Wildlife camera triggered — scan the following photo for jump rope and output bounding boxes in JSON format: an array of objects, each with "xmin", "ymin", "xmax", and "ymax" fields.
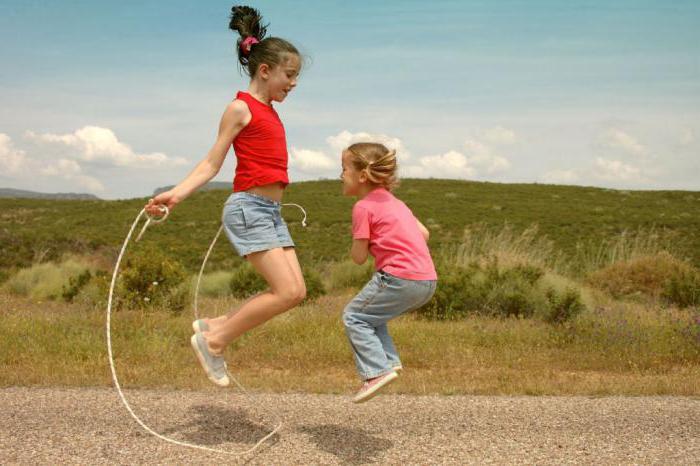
[{"xmin": 106, "ymin": 202, "xmax": 307, "ymax": 456}]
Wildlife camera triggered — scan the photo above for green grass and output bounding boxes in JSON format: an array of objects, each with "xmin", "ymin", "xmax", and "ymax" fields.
[{"xmin": 2, "ymin": 180, "xmax": 699, "ymax": 277}]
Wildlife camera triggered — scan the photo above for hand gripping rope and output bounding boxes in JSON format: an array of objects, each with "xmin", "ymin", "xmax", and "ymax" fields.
[{"xmin": 106, "ymin": 202, "xmax": 307, "ymax": 456}]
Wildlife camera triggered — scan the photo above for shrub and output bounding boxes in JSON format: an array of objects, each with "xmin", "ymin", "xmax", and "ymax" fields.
[
  {"xmin": 418, "ymin": 261, "xmax": 542, "ymax": 320},
  {"xmin": 663, "ymin": 268, "xmax": 700, "ymax": 308},
  {"xmin": 586, "ymin": 252, "xmax": 698, "ymax": 301},
  {"xmin": 325, "ymin": 259, "xmax": 374, "ymax": 292},
  {"xmin": 302, "ymin": 267, "xmax": 326, "ymax": 301},
  {"xmin": 0, "ymin": 268, "xmax": 11, "ymax": 285},
  {"xmin": 229, "ymin": 262, "xmax": 326, "ymax": 302},
  {"xmin": 4, "ymin": 258, "xmax": 91, "ymax": 300},
  {"xmin": 196, "ymin": 270, "xmax": 235, "ymax": 298},
  {"xmin": 117, "ymin": 246, "xmax": 188, "ymax": 312},
  {"xmin": 229, "ymin": 262, "xmax": 267, "ymax": 298},
  {"xmin": 418, "ymin": 258, "xmax": 586, "ymax": 322},
  {"xmin": 416, "ymin": 264, "xmax": 485, "ymax": 320},
  {"xmin": 62, "ymin": 270, "xmax": 92, "ymax": 302},
  {"xmin": 542, "ymin": 287, "xmax": 586, "ymax": 324}
]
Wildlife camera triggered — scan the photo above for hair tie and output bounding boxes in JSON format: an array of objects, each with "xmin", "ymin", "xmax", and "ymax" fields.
[{"xmin": 240, "ymin": 36, "xmax": 260, "ymax": 56}]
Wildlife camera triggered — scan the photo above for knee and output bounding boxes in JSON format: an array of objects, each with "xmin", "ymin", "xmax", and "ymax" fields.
[{"xmin": 276, "ymin": 282, "xmax": 305, "ymax": 308}]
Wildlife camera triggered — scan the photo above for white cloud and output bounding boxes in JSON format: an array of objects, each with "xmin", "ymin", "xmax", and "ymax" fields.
[
  {"xmin": 601, "ymin": 129, "xmax": 646, "ymax": 156},
  {"xmin": 0, "ymin": 133, "xmax": 28, "ymax": 174},
  {"xmin": 25, "ymin": 126, "xmax": 188, "ymax": 168},
  {"xmin": 40, "ymin": 158, "xmax": 104, "ymax": 191},
  {"xmin": 40, "ymin": 158, "xmax": 81, "ymax": 176},
  {"xmin": 480, "ymin": 126, "xmax": 516, "ymax": 145},
  {"xmin": 462, "ymin": 138, "xmax": 511, "ymax": 173},
  {"xmin": 1, "ymin": 131, "xmax": 106, "ymax": 193},
  {"xmin": 593, "ymin": 157, "xmax": 645, "ymax": 182},
  {"xmin": 326, "ymin": 130, "xmax": 411, "ymax": 161},
  {"xmin": 402, "ymin": 150, "xmax": 476, "ymax": 179},
  {"xmin": 317, "ymin": 128, "xmax": 513, "ymax": 181},
  {"xmin": 290, "ymin": 147, "xmax": 336, "ymax": 174},
  {"xmin": 542, "ymin": 169, "xmax": 579, "ymax": 184},
  {"xmin": 680, "ymin": 128, "xmax": 695, "ymax": 146}
]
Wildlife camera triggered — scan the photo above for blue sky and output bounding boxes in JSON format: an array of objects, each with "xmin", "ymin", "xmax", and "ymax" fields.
[{"xmin": 1, "ymin": 0, "xmax": 698, "ymax": 198}]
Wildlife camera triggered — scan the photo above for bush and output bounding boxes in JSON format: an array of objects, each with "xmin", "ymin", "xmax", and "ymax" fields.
[
  {"xmin": 303, "ymin": 267, "xmax": 326, "ymax": 301},
  {"xmin": 663, "ymin": 268, "xmax": 700, "ymax": 308},
  {"xmin": 325, "ymin": 259, "xmax": 374, "ymax": 291},
  {"xmin": 62, "ymin": 270, "xmax": 92, "ymax": 302},
  {"xmin": 117, "ymin": 246, "xmax": 188, "ymax": 312},
  {"xmin": 229, "ymin": 262, "xmax": 267, "ymax": 298},
  {"xmin": 229, "ymin": 262, "xmax": 326, "ymax": 302},
  {"xmin": 417, "ymin": 258, "xmax": 586, "ymax": 322},
  {"xmin": 417, "ymin": 264, "xmax": 486, "ymax": 320},
  {"xmin": 196, "ymin": 270, "xmax": 236, "ymax": 298},
  {"xmin": 542, "ymin": 287, "xmax": 586, "ymax": 324},
  {"xmin": 586, "ymin": 252, "xmax": 694, "ymax": 300},
  {"xmin": 4, "ymin": 258, "xmax": 91, "ymax": 300}
]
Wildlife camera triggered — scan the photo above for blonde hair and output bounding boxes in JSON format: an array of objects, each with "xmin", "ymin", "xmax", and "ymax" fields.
[{"xmin": 345, "ymin": 142, "xmax": 399, "ymax": 191}]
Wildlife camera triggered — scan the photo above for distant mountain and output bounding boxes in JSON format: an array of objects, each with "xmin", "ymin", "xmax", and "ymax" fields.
[
  {"xmin": 0, "ymin": 188, "xmax": 100, "ymax": 200},
  {"xmin": 153, "ymin": 181, "xmax": 231, "ymax": 196}
]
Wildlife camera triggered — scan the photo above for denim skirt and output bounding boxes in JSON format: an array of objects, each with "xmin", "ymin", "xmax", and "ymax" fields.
[{"xmin": 221, "ymin": 192, "xmax": 295, "ymax": 256}]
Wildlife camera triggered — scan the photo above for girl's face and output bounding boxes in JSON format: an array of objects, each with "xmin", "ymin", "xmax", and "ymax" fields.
[
  {"xmin": 260, "ymin": 54, "xmax": 301, "ymax": 103},
  {"xmin": 341, "ymin": 151, "xmax": 366, "ymax": 196}
]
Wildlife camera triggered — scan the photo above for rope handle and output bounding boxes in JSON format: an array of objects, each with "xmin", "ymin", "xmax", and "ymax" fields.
[{"xmin": 135, "ymin": 205, "xmax": 169, "ymax": 242}]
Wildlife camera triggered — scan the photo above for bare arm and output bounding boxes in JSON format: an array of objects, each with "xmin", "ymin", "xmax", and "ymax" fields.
[
  {"xmin": 416, "ymin": 218, "xmax": 430, "ymax": 241},
  {"xmin": 145, "ymin": 100, "xmax": 250, "ymax": 214},
  {"xmin": 351, "ymin": 239, "xmax": 369, "ymax": 265}
]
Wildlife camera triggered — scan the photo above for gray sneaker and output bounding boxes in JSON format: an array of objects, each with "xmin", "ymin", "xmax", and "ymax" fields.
[
  {"xmin": 192, "ymin": 319, "xmax": 209, "ymax": 333},
  {"xmin": 190, "ymin": 333, "xmax": 230, "ymax": 387}
]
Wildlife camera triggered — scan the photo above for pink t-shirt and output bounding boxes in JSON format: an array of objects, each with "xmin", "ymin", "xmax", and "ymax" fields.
[{"xmin": 352, "ymin": 188, "xmax": 437, "ymax": 281}]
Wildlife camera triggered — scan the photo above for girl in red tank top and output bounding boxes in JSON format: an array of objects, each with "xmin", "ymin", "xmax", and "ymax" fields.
[{"xmin": 145, "ymin": 5, "xmax": 307, "ymax": 387}]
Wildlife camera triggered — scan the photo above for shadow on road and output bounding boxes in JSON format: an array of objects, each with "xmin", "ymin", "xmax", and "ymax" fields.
[
  {"xmin": 298, "ymin": 424, "xmax": 393, "ymax": 465},
  {"xmin": 160, "ymin": 404, "xmax": 280, "ymax": 447}
]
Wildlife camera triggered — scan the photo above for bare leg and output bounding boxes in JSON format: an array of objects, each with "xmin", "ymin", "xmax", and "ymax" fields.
[
  {"xmin": 204, "ymin": 247, "xmax": 306, "ymax": 354},
  {"xmin": 205, "ymin": 290, "xmax": 269, "ymax": 331}
]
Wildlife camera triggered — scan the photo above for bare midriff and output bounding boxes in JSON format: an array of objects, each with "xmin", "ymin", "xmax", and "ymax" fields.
[{"xmin": 246, "ymin": 182, "xmax": 285, "ymax": 203}]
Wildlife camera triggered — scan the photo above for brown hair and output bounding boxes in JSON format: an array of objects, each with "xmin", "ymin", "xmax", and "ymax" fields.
[
  {"xmin": 229, "ymin": 5, "xmax": 301, "ymax": 77},
  {"xmin": 346, "ymin": 142, "xmax": 399, "ymax": 191}
]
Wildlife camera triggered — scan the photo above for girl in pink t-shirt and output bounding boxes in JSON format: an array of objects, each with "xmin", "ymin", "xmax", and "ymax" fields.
[{"xmin": 340, "ymin": 142, "xmax": 437, "ymax": 403}]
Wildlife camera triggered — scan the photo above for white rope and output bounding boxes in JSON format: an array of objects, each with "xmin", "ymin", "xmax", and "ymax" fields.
[{"xmin": 106, "ymin": 206, "xmax": 281, "ymax": 456}]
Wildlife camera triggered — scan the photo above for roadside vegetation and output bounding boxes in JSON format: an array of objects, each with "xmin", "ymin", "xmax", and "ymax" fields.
[{"xmin": 1, "ymin": 180, "xmax": 698, "ymax": 395}]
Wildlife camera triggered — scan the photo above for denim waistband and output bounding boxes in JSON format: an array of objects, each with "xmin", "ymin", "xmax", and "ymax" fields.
[{"xmin": 228, "ymin": 191, "xmax": 281, "ymax": 206}]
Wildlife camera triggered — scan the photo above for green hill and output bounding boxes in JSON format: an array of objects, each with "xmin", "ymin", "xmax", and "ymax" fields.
[{"xmin": 1, "ymin": 179, "xmax": 699, "ymax": 275}]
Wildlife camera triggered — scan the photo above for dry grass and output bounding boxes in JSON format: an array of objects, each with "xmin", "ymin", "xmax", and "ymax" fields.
[
  {"xmin": 1, "ymin": 292, "xmax": 698, "ymax": 396},
  {"xmin": 441, "ymin": 224, "xmax": 561, "ymax": 271}
]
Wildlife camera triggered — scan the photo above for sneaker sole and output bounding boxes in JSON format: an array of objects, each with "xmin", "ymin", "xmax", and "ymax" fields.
[
  {"xmin": 190, "ymin": 334, "xmax": 229, "ymax": 387},
  {"xmin": 353, "ymin": 371, "xmax": 398, "ymax": 404}
]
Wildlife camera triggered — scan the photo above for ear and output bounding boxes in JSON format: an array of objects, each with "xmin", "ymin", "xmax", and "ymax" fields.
[
  {"xmin": 358, "ymin": 170, "xmax": 369, "ymax": 183},
  {"xmin": 258, "ymin": 63, "xmax": 271, "ymax": 79}
]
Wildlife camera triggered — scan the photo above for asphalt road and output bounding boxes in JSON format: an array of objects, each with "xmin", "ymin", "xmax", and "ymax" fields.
[{"xmin": 1, "ymin": 387, "xmax": 698, "ymax": 465}]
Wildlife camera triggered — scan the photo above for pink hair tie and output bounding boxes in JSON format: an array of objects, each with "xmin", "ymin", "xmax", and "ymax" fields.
[{"xmin": 240, "ymin": 36, "xmax": 259, "ymax": 56}]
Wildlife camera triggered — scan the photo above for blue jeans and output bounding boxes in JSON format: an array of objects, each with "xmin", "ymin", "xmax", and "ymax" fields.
[{"xmin": 343, "ymin": 270, "xmax": 437, "ymax": 380}]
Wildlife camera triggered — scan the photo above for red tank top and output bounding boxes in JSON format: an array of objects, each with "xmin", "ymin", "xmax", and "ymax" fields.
[{"xmin": 232, "ymin": 91, "xmax": 289, "ymax": 192}]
